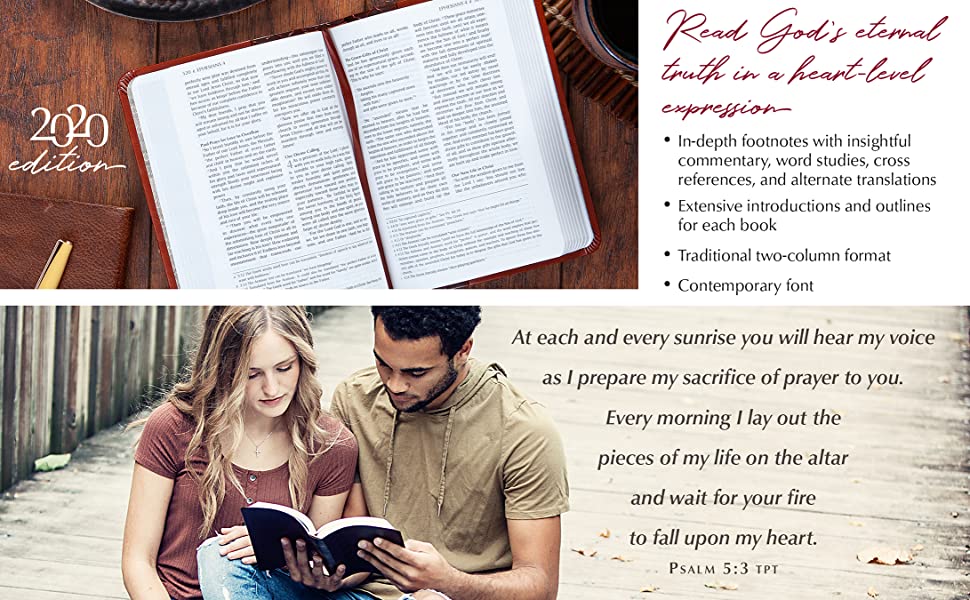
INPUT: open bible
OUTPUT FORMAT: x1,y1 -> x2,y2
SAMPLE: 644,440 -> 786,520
241,502 -> 404,574
119,0 -> 598,289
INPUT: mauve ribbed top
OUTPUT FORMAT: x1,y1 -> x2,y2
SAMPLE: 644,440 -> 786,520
134,402 -> 358,600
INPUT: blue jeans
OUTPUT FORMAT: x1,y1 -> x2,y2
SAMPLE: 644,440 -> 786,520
196,537 -> 375,600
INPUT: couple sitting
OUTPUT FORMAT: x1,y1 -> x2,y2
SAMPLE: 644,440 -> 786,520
121,306 -> 568,600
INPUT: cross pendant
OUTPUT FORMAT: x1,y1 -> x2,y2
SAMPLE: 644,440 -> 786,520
255,448 -> 261,456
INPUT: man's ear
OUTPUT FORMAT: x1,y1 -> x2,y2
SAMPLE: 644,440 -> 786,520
455,337 -> 473,366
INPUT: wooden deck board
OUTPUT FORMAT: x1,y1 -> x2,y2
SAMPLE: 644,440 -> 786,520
1,307 -> 967,599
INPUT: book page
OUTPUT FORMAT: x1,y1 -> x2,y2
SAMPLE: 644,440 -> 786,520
128,33 -> 388,289
314,516 -> 396,538
330,0 -> 585,288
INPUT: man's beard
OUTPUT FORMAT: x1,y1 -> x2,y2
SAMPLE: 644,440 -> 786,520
391,359 -> 459,413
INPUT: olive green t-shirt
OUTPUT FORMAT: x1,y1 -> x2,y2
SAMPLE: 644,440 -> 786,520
330,359 -> 569,600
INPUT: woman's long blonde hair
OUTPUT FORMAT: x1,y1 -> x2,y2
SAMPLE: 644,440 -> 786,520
154,306 -> 337,538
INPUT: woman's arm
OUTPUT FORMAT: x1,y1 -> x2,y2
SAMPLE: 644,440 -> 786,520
122,464 -> 175,600
307,489 -> 351,526
310,489 -> 371,585
341,483 -> 369,518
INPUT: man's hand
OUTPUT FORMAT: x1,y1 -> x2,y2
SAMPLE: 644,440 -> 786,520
357,538 -> 458,593
365,518 -> 560,600
281,538 -> 367,591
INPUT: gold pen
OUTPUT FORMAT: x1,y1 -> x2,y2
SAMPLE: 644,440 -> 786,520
35,240 -> 73,289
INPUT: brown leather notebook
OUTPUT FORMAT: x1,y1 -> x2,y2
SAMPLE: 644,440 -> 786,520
118,0 -> 598,289
0,193 -> 134,289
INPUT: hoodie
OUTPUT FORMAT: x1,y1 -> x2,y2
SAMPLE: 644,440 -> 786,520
330,358 -> 569,600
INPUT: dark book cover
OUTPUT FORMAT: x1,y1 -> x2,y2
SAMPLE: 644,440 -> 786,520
242,503 -> 403,575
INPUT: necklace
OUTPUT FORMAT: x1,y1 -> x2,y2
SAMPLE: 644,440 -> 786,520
244,426 -> 277,456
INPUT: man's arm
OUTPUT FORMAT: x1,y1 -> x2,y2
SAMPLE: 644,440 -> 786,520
358,516 -> 561,600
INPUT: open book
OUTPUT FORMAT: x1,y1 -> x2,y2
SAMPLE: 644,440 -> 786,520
119,0 -> 598,289
241,502 -> 404,574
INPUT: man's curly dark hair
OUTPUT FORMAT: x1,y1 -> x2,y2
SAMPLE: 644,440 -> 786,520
371,306 -> 482,358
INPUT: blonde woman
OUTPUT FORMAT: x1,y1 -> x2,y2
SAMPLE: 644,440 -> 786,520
122,306 -> 370,600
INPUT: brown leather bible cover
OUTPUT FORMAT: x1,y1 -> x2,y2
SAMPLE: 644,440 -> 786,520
0,193 -> 134,289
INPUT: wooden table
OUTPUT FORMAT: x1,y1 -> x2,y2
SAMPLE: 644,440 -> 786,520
0,0 -> 637,289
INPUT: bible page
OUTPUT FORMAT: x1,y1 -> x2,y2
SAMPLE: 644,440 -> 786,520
128,33 -> 388,289
330,0 -> 588,288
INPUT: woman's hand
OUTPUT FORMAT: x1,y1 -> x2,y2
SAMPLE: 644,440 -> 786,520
281,537 -> 369,591
218,525 -> 256,565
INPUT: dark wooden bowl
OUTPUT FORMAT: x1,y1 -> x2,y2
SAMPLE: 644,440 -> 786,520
83,0 -> 267,22
572,0 -> 637,73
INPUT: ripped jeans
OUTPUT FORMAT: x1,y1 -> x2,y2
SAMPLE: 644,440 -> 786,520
196,537 -> 374,600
